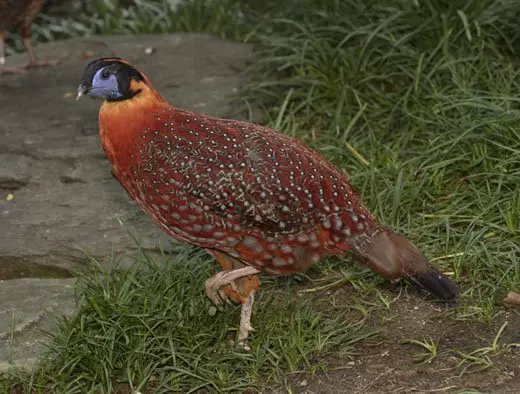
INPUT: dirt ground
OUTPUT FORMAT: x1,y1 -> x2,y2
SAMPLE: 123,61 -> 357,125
282,286 -> 520,394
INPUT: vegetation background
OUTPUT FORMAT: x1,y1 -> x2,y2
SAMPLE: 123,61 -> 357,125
2,0 -> 520,392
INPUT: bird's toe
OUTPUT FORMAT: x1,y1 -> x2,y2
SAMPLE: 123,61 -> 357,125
204,277 -> 223,306
24,59 -> 61,69
0,66 -> 27,74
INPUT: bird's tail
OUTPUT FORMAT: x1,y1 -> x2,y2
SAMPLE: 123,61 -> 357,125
350,228 -> 458,300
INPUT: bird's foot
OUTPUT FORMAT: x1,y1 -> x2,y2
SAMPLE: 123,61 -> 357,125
24,59 -> 60,69
0,65 -> 26,74
205,266 -> 260,307
0,59 -> 60,74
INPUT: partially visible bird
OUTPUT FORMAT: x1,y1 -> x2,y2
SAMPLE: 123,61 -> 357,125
77,58 -> 458,344
0,0 -> 58,73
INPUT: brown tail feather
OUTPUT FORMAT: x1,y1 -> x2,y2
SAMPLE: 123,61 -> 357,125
351,228 -> 458,300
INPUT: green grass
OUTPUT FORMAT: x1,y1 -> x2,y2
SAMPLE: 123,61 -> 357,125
2,0 -> 520,391
242,0 -> 520,320
0,249 -> 375,392
6,0 -> 257,55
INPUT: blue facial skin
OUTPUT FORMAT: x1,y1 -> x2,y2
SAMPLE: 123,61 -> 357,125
83,67 -> 123,100
78,59 -> 145,102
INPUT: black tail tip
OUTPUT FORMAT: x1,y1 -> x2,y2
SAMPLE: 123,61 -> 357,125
410,269 -> 459,301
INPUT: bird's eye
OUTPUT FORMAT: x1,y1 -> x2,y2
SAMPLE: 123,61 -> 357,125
100,69 -> 110,80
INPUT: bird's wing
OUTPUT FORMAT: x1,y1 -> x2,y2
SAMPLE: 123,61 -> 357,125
133,108 -> 360,237
123,107 -> 376,274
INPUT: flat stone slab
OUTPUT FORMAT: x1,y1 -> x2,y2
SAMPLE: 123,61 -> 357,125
0,33 -> 253,278
0,278 -> 76,366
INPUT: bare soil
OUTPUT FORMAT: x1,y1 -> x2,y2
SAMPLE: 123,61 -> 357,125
283,286 -> 520,394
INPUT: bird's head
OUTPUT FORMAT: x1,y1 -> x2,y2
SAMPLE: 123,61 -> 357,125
77,57 -> 147,102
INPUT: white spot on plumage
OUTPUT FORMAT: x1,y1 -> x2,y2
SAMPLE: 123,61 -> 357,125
338,225 -> 349,235
281,245 -> 292,253
322,218 -> 331,229
243,236 -> 258,248
226,237 -> 239,246
213,232 -> 225,239
272,257 -> 287,267
297,234 -> 309,243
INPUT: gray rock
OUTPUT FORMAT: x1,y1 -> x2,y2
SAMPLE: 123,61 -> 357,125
0,34 -> 253,278
0,278 -> 76,365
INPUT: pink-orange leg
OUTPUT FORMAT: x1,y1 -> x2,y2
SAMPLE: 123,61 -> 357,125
0,31 -> 25,74
237,290 -> 256,347
0,30 -> 60,75
22,37 -> 59,69
205,251 -> 261,346
205,268 -> 259,347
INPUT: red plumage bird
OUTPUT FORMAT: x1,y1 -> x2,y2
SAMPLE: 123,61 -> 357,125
0,0 -> 57,73
77,58 -> 458,343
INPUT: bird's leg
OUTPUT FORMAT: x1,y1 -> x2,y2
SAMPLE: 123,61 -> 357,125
0,32 -> 5,68
236,290 -> 255,348
205,266 -> 260,306
22,37 -> 59,69
0,32 -> 25,74
19,19 -> 59,70
206,251 -> 261,348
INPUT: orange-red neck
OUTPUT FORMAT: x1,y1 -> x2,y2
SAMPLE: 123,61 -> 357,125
98,80 -> 170,167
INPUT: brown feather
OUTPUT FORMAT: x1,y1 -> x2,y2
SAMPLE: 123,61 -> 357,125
0,0 -> 44,35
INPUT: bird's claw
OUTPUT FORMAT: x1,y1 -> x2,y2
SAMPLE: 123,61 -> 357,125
234,339 -> 252,351
205,270 -> 240,306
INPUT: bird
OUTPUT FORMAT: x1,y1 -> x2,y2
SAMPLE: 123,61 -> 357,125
77,58 -> 458,344
0,0 -> 58,73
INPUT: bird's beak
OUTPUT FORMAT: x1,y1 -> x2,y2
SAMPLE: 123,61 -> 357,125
76,85 -> 87,101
